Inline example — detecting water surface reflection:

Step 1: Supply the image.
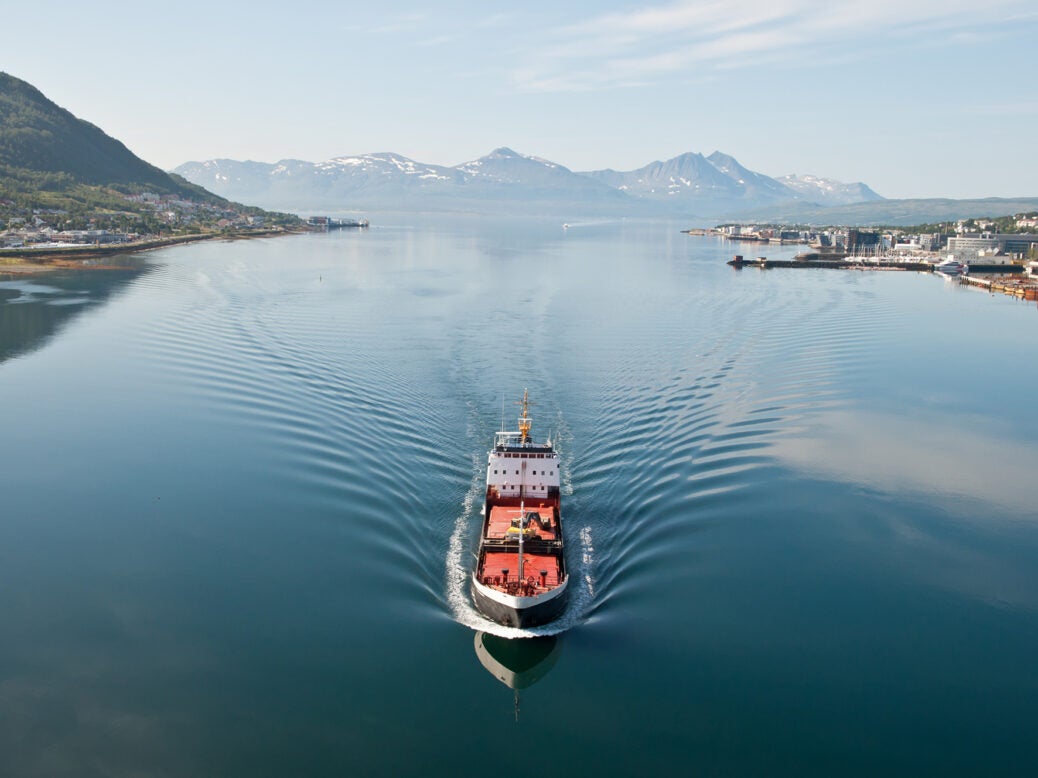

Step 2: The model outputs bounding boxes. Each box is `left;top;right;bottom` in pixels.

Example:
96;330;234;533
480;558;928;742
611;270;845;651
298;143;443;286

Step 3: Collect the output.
474;632;561;722
0;268;145;364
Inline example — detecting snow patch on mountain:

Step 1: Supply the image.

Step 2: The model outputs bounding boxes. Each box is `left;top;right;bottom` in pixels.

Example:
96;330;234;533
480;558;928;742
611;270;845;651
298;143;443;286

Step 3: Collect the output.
778;174;883;204
173;148;885;216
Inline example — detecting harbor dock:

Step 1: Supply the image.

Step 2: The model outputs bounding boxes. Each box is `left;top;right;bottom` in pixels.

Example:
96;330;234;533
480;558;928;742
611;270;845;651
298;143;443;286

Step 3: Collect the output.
728;253;1038;302
960;274;1038;300
729;253;1029;274
728;254;931;271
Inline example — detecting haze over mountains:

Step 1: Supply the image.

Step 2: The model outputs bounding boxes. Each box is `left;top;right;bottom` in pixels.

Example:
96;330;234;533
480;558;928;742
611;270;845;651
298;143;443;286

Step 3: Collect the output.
3;69;1033;229
174;148;883;218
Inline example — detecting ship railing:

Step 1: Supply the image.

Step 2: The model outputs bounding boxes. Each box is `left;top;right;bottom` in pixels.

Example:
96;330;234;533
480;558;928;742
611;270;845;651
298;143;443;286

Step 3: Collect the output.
480;573;562;593
481;537;562;552
494;431;522;448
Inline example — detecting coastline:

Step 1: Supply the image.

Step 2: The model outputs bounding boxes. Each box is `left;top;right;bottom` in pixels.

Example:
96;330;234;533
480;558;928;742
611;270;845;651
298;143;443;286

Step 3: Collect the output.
0;227;304;276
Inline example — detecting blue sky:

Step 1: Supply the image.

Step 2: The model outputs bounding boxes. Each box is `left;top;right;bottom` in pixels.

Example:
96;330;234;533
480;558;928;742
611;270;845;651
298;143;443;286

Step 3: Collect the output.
4;0;1037;199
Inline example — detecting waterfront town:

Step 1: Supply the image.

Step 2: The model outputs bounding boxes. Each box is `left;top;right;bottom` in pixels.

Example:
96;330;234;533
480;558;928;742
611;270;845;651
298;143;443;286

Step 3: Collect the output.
0;190;294;252
692;212;1038;263
688;213;1038;300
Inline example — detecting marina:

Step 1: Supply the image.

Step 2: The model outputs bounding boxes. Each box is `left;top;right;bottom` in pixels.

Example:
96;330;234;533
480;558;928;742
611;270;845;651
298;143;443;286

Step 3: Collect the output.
727;253;1038;300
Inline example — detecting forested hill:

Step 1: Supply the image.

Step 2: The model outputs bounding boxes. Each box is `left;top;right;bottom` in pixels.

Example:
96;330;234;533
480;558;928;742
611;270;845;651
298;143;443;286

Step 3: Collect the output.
0;71;216;202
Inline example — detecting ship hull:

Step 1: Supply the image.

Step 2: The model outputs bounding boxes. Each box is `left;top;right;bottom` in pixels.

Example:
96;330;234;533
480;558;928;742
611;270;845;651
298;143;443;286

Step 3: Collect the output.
471;575;569;628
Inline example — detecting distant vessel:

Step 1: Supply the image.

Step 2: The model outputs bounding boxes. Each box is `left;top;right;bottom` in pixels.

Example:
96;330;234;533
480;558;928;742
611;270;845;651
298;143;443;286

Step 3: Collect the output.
471;390;568;628
935;257;968;275
306;216;369;230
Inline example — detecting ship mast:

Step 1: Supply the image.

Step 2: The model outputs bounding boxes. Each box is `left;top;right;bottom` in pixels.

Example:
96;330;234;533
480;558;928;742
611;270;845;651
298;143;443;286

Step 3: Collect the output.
518;388;531;444
517;389;531;587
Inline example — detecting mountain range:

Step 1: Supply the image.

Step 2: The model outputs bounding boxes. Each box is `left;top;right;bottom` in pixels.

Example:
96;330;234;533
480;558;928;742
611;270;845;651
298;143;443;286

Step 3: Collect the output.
4;70;1031;229
174;148;883;218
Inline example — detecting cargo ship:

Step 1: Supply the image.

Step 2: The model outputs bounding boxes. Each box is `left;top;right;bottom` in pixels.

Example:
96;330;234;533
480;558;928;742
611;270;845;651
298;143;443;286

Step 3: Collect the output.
471;390;568;628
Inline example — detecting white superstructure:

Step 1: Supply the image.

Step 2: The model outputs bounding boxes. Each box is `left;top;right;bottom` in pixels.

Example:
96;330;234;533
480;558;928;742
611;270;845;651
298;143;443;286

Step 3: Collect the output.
485;431;560;501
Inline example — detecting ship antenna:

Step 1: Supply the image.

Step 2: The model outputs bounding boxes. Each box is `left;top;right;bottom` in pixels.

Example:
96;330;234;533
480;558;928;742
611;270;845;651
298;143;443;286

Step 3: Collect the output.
518;388;532;444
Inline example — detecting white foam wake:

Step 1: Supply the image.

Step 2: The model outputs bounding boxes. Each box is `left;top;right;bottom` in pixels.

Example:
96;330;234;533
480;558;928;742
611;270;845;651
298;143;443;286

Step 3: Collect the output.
444;465;595;638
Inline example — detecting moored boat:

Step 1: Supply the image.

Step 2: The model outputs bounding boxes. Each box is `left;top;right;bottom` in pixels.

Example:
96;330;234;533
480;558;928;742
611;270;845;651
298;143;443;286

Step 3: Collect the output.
471;390;568;628
935;257;968;275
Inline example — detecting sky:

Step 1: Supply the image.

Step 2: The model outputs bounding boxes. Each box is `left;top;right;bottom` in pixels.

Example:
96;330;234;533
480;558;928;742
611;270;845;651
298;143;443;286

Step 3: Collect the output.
3;0;1037;199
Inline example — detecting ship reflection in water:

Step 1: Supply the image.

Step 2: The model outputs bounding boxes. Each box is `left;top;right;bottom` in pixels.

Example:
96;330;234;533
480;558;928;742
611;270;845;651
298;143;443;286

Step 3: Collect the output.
474;632;561;720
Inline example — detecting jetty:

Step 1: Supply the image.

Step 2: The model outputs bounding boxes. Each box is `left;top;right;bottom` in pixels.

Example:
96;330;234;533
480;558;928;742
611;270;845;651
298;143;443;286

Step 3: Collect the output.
960;274;1038;300
728;252;1038;301
728;253;1032;274
727;254;931;271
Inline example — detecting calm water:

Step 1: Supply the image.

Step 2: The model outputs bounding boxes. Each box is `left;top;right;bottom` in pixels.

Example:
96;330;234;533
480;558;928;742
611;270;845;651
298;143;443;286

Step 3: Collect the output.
2;216;1038;776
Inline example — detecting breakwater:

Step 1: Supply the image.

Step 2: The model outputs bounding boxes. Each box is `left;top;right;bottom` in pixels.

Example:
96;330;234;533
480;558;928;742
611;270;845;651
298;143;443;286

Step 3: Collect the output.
728;254;931;271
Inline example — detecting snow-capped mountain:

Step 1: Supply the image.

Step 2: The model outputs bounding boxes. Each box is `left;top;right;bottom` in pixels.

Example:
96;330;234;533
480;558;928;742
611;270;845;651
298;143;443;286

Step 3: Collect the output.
174;153;463;208
706;152;801;201
777;174;883;205
174;149;883;216
457;147;635;203
583;152;743;201
457;147;564;183
315;153;460;187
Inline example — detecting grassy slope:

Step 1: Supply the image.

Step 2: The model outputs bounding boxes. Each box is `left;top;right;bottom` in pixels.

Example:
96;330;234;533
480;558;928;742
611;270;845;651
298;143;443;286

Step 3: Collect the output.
0;72;298;225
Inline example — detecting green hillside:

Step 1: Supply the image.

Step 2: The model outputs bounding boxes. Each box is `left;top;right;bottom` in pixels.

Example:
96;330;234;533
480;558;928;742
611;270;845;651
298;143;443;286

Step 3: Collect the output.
0;72;298;234
0;73;208;197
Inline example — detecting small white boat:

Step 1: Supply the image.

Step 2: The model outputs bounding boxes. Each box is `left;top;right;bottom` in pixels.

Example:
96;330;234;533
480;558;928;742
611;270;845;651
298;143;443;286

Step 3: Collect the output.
935;258;967;275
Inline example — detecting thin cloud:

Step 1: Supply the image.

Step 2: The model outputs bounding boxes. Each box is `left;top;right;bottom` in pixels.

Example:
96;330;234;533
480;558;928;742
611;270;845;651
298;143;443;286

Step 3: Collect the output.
972;101;1038;117
343;11;511;47
416;35;453;48
343;12;430;35
772;409;1038;517
512;0;1034;91
473;12;515;29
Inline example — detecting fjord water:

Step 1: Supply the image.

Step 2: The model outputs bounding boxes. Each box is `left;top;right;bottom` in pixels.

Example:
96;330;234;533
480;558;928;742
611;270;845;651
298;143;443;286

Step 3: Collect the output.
2;217;1038;776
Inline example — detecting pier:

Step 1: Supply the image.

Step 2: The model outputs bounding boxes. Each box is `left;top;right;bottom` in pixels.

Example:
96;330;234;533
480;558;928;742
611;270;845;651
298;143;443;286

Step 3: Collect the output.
728;254;1034;280
727;252;1038;301
960;274;1038;300
727;254;931;271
